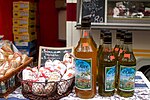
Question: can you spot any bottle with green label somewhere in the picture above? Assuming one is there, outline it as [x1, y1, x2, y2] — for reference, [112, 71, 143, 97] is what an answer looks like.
[74, 17, 97, 99]
[117, 31, 136, 97]
[98, 31, 116, 97]
[113, 29, 121, 88]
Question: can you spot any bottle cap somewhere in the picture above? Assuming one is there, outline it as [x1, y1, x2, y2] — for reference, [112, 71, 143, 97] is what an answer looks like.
[117, 29, 122, 33]
[116, 33, 121, 39]
[120, 30, 127, 41]
[124, 31, 132, 44]
[81, 17, 91, 28]
[103, 31, 112, 44]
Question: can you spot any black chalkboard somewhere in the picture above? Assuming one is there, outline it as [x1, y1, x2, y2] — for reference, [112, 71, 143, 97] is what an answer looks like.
[38, 46, 73, 67]
[82, 0, 105, 23]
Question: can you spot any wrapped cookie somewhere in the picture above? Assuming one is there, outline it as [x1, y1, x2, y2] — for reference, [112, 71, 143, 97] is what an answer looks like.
[23, 67, 35, 80]
[53, 60, 61, 66]
[57, 69, 75, 95]
[54, 63, 67, 76]
[63, 53, 74, 65]
[40, 67, 52, 78]
[45, 59, 54, 71]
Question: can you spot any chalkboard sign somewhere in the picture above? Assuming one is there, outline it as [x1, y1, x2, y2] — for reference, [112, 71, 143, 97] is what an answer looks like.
[81, 0, 105, 23]
[38, 46, 74, 67]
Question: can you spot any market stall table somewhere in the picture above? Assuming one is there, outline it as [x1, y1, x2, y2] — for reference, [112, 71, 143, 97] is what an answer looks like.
[1, 71, 150, 100]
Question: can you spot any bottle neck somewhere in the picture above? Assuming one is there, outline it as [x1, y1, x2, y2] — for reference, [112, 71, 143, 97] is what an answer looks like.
[103, 43, 112, 52]
[81, 29, 91, 38]
[116, 38, 120, 45]
[123, 43, 133, 53]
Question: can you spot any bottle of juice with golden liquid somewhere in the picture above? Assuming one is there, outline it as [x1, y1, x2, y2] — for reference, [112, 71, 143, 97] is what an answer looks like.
[74, 17, 97, 99]
[113, 29, 121, 88]
[97, 30, 104, 83]
[118, 30, 127, 57]
[117, 32, 136, 97]
[98, 31, 116, 97]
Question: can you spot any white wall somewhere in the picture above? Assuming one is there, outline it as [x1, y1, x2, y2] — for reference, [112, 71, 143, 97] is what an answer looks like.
[67, 22, 150, 50]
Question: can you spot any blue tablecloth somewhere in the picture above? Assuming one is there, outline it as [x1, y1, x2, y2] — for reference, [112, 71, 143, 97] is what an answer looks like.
[1, 71, 150, 100]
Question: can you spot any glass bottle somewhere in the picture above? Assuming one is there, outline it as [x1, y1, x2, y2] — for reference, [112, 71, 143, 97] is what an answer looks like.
[118, 30, 127, 57]
[74, 17, 97, 99]
[113, 29, 121, 88]
[98, 31, 116, 97]
[113, 29, 121, 56]
[117, 32, 136, 97]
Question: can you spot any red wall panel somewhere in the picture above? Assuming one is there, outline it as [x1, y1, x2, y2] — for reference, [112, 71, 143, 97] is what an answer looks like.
[38, 0, 58, 46]
[0, 0, 13, 40]
[0, 0, 65, 47]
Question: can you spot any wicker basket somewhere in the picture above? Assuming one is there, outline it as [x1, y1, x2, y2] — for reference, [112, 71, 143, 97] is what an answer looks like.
[18, 71, 75, 100]
[0, 57, 33, 98]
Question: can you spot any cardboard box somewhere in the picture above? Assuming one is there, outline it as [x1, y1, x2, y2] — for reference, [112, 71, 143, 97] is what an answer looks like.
[13, 1, 36, 11]
[18, 48, 36, 56]
[14, 40, 37, 49]
[13, 26, 35, 35]
[13, 33, 37, 42]
[13, 18, 36, 26]
[13, 10, 35, 18]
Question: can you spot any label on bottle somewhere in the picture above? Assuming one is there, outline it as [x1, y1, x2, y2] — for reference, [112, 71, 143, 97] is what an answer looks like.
[75, 58, 92, 90]
[119, 65, 136, 91]
[105, 66, 115, 91]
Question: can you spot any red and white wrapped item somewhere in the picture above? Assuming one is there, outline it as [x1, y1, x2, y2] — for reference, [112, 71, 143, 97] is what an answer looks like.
[53, 60, 61, 66]
[44, 59, 54, 72]
[62, 69, 75, 80]
[63, 53, 74, 65]
[53, 63, 67, 76]
[66, 63, 75, 70]
[23, 67, 36, 81]
[38, 67, 51, 79]
[48, 72, 61, 82]
[31, 67, 39, 77]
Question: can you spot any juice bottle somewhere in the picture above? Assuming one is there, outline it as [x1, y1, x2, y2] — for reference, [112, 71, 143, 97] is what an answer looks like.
[118, 30, 127, 57]
[74, 17, 97, 99]
[113, 29, 121, 56]
[98, 31, 116, 97]
[113, 29, 121, 88]
[117, 32, 136, 97]
[97, 30, 104, 83]
[97, 29, 107, 57]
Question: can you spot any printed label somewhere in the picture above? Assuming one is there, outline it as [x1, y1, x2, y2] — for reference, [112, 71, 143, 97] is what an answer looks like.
[119, 66, 136, 91]
[105, 66, 116, 91]
[75, 58, 92, 90]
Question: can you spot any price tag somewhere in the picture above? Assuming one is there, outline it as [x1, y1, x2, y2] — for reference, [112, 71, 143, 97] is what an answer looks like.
[83, 43, 89, 47]
[124, 54, 130, 59]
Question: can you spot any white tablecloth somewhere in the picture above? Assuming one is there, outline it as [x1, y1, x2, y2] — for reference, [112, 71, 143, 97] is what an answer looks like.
[1, 71, 150, 100]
